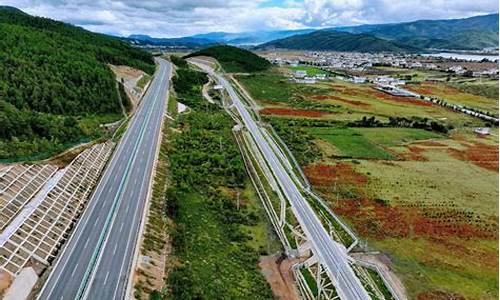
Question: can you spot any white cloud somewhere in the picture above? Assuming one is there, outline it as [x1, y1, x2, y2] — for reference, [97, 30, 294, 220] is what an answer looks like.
[0, 0, 497, 37]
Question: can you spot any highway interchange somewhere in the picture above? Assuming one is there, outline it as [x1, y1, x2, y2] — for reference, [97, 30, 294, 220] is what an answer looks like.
[192, 60, 371, 300]
[38, 58, 171, 300]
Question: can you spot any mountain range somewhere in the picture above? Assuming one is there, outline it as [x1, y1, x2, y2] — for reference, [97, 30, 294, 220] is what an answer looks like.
[127, 13, 499, 52]
[255, 31, 419, 53]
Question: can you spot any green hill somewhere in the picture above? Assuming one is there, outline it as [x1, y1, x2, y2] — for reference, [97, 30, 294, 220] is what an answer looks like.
[0, 7, 155, 161]
[336, 13, 499, 50]
[256, 31, 418, 53]
[185, 45, 271, 72]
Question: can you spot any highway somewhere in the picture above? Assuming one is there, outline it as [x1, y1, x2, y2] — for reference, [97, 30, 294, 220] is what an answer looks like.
[193, 60, 370, 300]
[38, 58, 171, 300]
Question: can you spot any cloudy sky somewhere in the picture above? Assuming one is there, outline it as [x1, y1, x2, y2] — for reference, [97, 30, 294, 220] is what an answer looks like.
[2, 0, 498, 37]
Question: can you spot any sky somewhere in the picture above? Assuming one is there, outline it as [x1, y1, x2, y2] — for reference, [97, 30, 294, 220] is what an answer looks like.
[1, 0, 499, 37]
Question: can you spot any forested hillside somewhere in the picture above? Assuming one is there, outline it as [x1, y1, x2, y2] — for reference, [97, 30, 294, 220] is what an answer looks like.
[185, 45, 270, 73]
[257, 30, 418, 52]
[0, 7, 155, 161]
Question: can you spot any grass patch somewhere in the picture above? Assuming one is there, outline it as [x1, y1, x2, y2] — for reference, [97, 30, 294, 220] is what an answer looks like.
[236, 71, 294, 102]
[289, 65, 327, 76]
[354, 127, 443, 147]
[167, 95, 178, 118]
[306, 127, 394, 160]
[300, 269, 318, 296]
[408, 82, 498, 114]
[449, 80, 499, 100]
[136, 74, 151, 90]
[374, 238, 498, 299]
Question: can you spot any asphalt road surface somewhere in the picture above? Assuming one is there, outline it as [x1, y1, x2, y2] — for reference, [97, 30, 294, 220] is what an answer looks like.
[193, 60, 370, 300]
[38, 58, 171, 300]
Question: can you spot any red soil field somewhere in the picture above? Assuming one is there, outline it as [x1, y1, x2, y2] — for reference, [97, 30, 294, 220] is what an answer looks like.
[416, 290, 466, 300]
[310, 95, 371, 107]
[447, 142, 498, 172]
[413, 140, 447, 147]
[303, 163, 368, 186]
[366, 89, 434, 107]
[334, 198, 497, 240]
[311, 95, 330, 100]
[326, 84, 433, 107]
[260, 108, 327, 117]
[407, 82, 461, 96]
[398, 146, 429, 161]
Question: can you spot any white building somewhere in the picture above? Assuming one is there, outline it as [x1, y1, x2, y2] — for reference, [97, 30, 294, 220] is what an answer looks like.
[448, 65, 465, 74]
[294, 70, 307, 78]
[351, 76, 367, 84]
[374, 76, 405, 86]
[303, 77, 316, 84]
[410, 62, 423, 68]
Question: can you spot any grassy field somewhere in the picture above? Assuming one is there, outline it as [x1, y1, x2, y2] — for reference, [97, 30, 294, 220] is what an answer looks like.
[325, 133, 498, 299]
[306, 127, 395, 159]
[374, 238, 498, 299]
[356, 146, 498, 216]
[235, 70, 293, 103]
[306, 127, 443, 159]
[354, 128, 444, 146]
[450, 79, 499, 100]
[289, 65, 327, 76]
[407, 82, 499, 114]
[136, 74, 151, 90]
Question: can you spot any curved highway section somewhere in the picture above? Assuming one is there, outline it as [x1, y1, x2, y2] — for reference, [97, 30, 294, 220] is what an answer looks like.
[192, 60, 370, 300]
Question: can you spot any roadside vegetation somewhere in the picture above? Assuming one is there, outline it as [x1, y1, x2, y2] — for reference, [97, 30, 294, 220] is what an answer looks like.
[0, 8, 155, 161]
[136, 74, 152, 91]
[150, 63, 275, 299]
[185, 45, 271, 73]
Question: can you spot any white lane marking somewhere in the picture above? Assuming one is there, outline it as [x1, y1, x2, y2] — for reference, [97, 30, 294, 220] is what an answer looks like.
[71, 263, 79, 278]
[104, 271, 109, 286]
[84, 238, 90, 249]
[113, 243, 119, 255]
[120, 221, 124, 233]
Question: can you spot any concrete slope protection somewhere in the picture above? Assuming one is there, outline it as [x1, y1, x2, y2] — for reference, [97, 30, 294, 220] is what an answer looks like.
[193, 60, 370, 300]
[38, 58, 171, 300]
